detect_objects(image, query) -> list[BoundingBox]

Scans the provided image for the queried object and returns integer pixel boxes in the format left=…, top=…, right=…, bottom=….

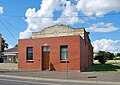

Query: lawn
left=93, top=61, right=120, bottom=73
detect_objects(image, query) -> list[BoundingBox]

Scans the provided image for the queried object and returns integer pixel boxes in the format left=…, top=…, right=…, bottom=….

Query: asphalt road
left=0, top=77, right=118, bottom=85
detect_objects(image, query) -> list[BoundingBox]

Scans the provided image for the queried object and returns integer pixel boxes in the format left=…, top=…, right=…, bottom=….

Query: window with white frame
left=60, top=46, right=68, bottom=60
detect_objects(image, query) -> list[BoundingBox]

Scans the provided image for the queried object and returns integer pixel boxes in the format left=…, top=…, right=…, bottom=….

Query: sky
left=0, top=0, right=120, bottom=53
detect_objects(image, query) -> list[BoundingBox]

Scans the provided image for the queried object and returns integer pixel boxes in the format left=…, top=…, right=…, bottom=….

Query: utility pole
left=66, top=57, right=68, bottom=79
left=66, top=49, right=68, bottom=79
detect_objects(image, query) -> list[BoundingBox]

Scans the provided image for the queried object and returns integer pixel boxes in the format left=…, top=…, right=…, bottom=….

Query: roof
left=0, top=47, right=18, bottom=56
left=4, top=47, right=18, bottom=53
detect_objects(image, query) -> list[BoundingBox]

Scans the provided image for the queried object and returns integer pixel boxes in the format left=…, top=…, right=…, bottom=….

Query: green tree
left=94, top=51, right=115, bottom=64
left=96, top=51, right=107, bottom=64
left=107, top=52, right=115, bottom=60
left=15, top=44, right=18, bottom=47
left=116, top=53, right=120, bottom=57
left=1, top=38, right=8, bottom=51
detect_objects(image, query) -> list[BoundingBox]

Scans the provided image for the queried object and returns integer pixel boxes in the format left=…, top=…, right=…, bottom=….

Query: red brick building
left=18, top=25, right=93, bottom=71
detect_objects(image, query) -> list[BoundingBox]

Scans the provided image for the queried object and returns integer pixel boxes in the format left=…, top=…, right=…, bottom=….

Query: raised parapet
left=32, top=25, right=85, bottom=39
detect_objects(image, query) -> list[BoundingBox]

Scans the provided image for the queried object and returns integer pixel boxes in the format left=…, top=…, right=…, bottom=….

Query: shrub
left=0, top=57, right=3, bottom=63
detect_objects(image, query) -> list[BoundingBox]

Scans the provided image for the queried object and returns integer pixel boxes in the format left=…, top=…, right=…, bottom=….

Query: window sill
left=26, top=60, right=33, bottom=63
left=60, top=60, right=69, bottom=63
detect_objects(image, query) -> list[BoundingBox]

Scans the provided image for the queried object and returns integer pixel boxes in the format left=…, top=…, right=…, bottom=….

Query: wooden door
left=42, top=46, right=50, bottom=70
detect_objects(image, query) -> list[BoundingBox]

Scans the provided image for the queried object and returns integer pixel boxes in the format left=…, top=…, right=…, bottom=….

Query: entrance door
left=42, top=46, right=50, bottom=70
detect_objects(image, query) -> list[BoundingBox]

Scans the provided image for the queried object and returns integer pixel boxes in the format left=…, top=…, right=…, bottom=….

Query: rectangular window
left=60, top=46, right=68, bottom=60
left=26, top=47, right=33, bottom=60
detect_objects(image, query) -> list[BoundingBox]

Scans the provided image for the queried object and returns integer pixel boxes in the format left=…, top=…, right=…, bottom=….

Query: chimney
left=0, top=34, right=2, bottom=52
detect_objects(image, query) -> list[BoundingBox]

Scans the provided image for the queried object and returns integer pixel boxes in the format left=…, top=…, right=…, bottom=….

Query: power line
left=0, top=19, right=17, bottom=41
left=0, top=17, right=21, bottom=32
left=1, top=14, right=24, bottom=18
left=1, top=12, right=120, bottom=18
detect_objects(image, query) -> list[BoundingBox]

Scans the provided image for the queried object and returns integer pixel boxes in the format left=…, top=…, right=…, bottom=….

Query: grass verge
left=93, top=62, right=120, bottom=73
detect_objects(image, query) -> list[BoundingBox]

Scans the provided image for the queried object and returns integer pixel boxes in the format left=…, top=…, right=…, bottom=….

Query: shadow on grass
left=93, top=63, right=120, bottom=71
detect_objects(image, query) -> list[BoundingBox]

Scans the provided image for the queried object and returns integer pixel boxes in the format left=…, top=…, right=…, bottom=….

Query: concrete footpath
left=0, top=70, right=120, bottom=84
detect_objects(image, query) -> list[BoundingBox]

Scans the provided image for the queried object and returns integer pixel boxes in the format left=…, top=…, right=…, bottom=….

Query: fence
left=0, top=63, right=18, bottom=70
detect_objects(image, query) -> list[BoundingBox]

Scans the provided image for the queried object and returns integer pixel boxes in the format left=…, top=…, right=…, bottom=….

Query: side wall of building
left=18, top=35, right=81, bottom=71
left=80, top=32, right=93, bottom=71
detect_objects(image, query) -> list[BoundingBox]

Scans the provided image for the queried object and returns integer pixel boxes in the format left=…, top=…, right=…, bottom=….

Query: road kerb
left=0, top=75, right=119, bottom=85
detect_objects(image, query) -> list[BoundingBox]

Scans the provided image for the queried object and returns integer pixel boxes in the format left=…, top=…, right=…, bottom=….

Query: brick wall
left=18, top=35, right=81, bottom=71
left=80, top=32, right=93, bottom=71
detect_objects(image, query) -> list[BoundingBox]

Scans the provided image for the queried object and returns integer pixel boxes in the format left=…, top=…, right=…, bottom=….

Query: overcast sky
left=0, top=0, right=120, bottom=53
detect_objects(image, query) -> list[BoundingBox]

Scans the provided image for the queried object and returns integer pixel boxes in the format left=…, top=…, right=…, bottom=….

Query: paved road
left=0, top=70, right=120, bottom=82
left=0, top=77, right=118, bottom=85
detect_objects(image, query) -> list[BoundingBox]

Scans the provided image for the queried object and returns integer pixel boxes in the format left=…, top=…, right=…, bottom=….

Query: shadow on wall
left=49, top=62, right=56, bottom=71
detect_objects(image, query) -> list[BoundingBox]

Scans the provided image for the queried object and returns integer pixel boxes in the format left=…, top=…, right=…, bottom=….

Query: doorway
left=42, top=46, right=50, bottom=70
